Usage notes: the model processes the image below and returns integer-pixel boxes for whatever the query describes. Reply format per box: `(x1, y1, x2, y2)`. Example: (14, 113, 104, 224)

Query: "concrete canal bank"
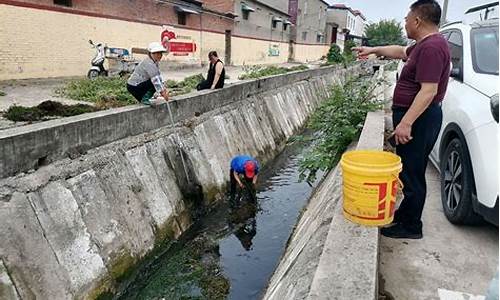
(0, 63, 371, 299)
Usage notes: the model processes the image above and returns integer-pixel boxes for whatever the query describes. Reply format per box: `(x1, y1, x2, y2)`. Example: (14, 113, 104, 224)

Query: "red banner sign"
(169, 42, 196, 53)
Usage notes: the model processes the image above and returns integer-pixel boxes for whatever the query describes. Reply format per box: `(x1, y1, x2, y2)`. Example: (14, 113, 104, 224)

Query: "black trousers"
(392, 103, 443, 233)
(196, 80, 211, 91)
(229, 169, 253, 199)
(127, 81, 155, 102)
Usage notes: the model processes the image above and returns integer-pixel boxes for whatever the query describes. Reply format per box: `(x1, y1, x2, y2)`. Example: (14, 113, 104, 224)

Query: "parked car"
(429, 7, 499, 225)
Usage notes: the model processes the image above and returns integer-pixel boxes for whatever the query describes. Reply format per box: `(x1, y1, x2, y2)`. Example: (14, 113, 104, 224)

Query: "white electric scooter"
(87, 40, 138, 79)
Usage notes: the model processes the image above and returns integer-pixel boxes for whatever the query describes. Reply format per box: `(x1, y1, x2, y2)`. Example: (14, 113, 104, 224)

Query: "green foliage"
(120, 236, 229, 300)
(327, 44, 344, 64)
(343, 40, 357, 64)
(0, 90, 6, 96)
(4, 100, 98, 122)
(55, 77, 136, 106)
(365, 19, 406, 46)
(299, 77, 383, 182)
(238, 65, 308, 80)
(56, 74, 206, 106)
(166, 73, 205, 96)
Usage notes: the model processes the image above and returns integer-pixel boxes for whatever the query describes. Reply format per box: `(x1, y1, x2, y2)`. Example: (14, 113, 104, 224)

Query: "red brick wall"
(2, 0, 233, 33)
(203, 0, 234, 14)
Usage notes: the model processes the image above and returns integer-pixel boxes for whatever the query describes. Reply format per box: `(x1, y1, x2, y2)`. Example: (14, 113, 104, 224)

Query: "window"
(317, 34, 322, 43)
(302, 31, 307, 41)
(178, 12, 186, 25)
(447, 31, 463, 80)
(54, 0, 72, 6)
(304, 2, 308, 15)
(471, 26, 499, 75)
(283, 24, 288, 31)
(272, 20, 277, 29)
(242, 10, 250, 20)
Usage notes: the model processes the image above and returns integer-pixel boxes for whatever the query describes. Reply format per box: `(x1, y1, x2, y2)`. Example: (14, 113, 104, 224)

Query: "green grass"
(238, 65, 309, 80)
(166, 73, 204, 96)
(55, 77, 136, 107)
(3, 100, 98, 122)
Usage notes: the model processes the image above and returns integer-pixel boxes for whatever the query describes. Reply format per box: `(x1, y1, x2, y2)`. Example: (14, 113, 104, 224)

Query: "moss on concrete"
(118, 235, 229, 300)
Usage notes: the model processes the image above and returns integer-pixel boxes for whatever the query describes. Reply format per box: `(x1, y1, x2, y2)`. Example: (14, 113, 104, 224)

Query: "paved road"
(379, 165, 499, 300)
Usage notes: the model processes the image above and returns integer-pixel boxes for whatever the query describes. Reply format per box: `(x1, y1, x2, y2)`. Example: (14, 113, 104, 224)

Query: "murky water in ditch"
(119, 134, 322, 300)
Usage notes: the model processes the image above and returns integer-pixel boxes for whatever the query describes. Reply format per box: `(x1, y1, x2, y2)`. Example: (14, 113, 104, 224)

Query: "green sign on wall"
(268, 44, 280, 56)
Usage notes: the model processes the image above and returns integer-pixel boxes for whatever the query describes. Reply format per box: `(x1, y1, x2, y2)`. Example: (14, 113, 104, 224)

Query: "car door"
(430, 29, 472, 166)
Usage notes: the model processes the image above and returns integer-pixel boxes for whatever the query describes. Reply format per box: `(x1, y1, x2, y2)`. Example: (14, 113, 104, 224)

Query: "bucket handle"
(392, 173, 404, 190)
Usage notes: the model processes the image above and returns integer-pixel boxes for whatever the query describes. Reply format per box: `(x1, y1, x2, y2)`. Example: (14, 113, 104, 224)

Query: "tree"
(365, 19, 406, 46)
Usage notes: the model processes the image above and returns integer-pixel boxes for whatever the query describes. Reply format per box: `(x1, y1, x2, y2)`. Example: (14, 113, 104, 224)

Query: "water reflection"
(229, 201, 258, 251)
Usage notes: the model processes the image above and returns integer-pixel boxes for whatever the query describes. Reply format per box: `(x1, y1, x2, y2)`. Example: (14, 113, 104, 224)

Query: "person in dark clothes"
(197, 51, 225, 90)
(229, 155, 259, 203)
(354, 0, 451, 239)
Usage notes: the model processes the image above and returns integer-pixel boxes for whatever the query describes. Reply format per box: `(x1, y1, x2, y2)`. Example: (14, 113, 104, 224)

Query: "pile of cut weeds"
(3, 100, 98, 122)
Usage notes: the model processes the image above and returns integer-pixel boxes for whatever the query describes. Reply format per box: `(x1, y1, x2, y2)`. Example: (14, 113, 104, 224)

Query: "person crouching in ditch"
(229, 155, 259, 205)
(127, 42, 169, 105)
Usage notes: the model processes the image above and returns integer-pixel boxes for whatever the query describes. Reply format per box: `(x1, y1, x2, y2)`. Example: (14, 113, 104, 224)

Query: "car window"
(440, 31, 451, 40)
(471, 26, 499, 75)
(447, 31, 464, 79)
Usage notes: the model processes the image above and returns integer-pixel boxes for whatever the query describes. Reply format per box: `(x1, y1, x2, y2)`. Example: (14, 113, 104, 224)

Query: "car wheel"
(440, 138, 482, 224)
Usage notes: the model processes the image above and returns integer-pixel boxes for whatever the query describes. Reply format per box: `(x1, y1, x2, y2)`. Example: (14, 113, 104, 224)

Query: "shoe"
(380, 223, 423, 239)
(141, 98, 151, 105)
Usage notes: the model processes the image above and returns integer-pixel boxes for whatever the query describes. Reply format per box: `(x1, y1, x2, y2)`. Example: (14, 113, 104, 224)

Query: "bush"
(343, 40, 357, 64)
(299, 76, 383, 182)
(327, 44, 343, 64)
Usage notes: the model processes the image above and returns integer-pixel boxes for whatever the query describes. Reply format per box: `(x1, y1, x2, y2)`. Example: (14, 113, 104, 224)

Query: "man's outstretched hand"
(352, 46, 374, 59)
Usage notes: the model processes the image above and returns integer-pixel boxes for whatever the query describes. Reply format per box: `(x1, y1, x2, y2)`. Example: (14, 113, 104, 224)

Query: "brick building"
(0, 0, 337, 80)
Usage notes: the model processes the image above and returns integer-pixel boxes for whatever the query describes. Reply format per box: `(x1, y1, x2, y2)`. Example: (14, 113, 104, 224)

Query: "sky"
(325, 0, 494, 23)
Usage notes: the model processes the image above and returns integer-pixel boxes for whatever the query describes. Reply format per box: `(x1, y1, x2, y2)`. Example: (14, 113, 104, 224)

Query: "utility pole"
(441, 0, 449, 25)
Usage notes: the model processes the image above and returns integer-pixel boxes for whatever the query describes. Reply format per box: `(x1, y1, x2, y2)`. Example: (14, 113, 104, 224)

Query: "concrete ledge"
(262, 109, 385, 300)
(0, 64, 355, 179)
(307, 110, 384, 300)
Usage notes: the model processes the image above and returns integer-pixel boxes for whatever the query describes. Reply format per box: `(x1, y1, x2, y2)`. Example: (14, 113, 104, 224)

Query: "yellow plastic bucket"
(340, 150, 402, 226)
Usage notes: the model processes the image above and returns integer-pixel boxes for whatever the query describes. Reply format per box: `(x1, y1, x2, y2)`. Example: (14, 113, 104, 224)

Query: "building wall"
(295, 0, 328, 45)
(0, 0, 328, 80)
(353, 15, 366, 37)
(258, 0, 288, 14)
(327, 9, 347, 31)
(233, 0, 290, 42)
(0, 3, 226, 80)
(293, 44, 329, 62)
(204, 0, 235, 13)
(231, 37, 289, 65)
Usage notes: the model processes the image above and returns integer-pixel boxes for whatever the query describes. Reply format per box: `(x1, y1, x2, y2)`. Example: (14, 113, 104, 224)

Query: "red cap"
(244, 161, 256, 178)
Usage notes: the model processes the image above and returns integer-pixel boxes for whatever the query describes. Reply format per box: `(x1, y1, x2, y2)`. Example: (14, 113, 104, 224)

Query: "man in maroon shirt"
(354, 0, 451, 239)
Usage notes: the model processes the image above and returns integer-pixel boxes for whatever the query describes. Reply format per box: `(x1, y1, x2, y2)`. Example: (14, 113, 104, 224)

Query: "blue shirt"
(230, 155, 259, 174)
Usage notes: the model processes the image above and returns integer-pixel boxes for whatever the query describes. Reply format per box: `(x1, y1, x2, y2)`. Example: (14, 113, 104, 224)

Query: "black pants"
(392, 103, 443, 233)
(229, 169, 253, 200)
(196, 80, 211, 91)
(127, 81, 155, 102)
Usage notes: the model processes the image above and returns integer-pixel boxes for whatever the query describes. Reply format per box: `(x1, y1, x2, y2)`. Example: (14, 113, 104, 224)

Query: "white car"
(429, 15, 499, 225)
